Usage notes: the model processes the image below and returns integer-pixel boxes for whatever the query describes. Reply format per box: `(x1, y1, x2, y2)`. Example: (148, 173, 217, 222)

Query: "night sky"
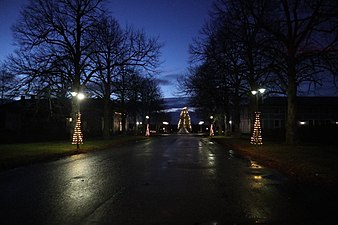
(0, 0, 213, 98)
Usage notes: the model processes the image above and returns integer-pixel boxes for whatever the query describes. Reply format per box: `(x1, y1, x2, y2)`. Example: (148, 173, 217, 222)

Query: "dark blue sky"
(0, 0, 213, 98)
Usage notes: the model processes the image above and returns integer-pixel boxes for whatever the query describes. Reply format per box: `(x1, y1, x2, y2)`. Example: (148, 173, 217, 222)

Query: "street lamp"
(71, 91, 85, 150)
(209, 115, 214, 137)
(136, 121, 142, 135)
(71, 91, 85, 100)
(250, 88, 265, 145)
(145, 115, 150, 137)
(251, 88, 266, 111)
(163, 121, 169, 133)
(198, 121, 204, 133)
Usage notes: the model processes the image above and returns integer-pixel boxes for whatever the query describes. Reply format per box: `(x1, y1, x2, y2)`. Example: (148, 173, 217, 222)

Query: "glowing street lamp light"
(77, 93, 85, 100)
(71, 92, 85, 100)
(258, 88, 266, 94)
(252, 88, 266, 95)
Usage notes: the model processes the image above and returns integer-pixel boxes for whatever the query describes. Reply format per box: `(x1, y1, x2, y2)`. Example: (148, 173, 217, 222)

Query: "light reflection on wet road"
(0, 135, 336, 224)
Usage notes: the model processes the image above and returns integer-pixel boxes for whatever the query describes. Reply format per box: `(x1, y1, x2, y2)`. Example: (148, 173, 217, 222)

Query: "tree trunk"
(134, 116, 138, 135)
(224, 114, 229, 136)
(102, 95, 111, 139)
(232, 96, 241, 137)
(121, 113, 127, 134)
(286, 65, 298, 145)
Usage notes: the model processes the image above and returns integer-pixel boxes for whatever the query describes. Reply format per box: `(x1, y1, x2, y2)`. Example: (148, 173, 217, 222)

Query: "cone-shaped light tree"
(177, 107, 192, 133)
(72, 112, 83, 150)
(251, 112, 263, 145)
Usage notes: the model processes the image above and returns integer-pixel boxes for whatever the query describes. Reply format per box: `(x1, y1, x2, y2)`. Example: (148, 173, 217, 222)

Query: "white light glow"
(77, 93, 85, 100)
(258, 88, 266, 94)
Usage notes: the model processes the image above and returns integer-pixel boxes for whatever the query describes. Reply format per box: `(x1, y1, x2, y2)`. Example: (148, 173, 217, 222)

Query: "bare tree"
(11, 0, 106, 125)
(0, 63, 16, 101)
(88, 16, 124, 138)
(187, 0, 272, 135)
(249, 0, 338, 144)
(89, 18, 163, 137)
(187, 0, 338, 143)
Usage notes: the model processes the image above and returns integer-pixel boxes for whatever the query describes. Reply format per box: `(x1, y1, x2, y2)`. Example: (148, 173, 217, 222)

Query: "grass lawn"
(213, 136, 338, 186)
(0, 136, 147, 170)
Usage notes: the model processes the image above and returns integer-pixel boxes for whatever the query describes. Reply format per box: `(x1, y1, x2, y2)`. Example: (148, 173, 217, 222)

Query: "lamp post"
(71, 92, 85, 150)
(162, 121, 169, 133)
(136, 121, 142, 135)
(250, 88, 265, 145)
(251, 88, 266, 111)
(198, 121, 204, 133)
(209, 115, 214, 137)
(145, 115, 150, 137)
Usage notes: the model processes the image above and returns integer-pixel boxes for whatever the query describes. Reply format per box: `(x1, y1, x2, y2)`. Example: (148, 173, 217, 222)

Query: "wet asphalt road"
(0, 135, 337, 225)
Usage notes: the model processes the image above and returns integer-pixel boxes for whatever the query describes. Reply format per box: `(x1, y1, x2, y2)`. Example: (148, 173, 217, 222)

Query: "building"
(0, 96, 126, 143)
(241, 96, 338, 142)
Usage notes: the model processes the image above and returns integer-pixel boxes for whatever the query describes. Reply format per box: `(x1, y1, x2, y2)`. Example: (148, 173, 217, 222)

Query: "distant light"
(136, 122, 140, 125)
(71, 91, 85, 100)
(258, 88, 266, 94)
(210, 116, 213, 120)
(299, 121, 306, 125)
(251, 90, 257, 95)
(229, 120, 232, 124)
(146, 115, 149, 119)
(77, 93, 85, 100)
(253, 175, 263, 180)
(198, 121, 204, 125)
(163, 121, 169, 125)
